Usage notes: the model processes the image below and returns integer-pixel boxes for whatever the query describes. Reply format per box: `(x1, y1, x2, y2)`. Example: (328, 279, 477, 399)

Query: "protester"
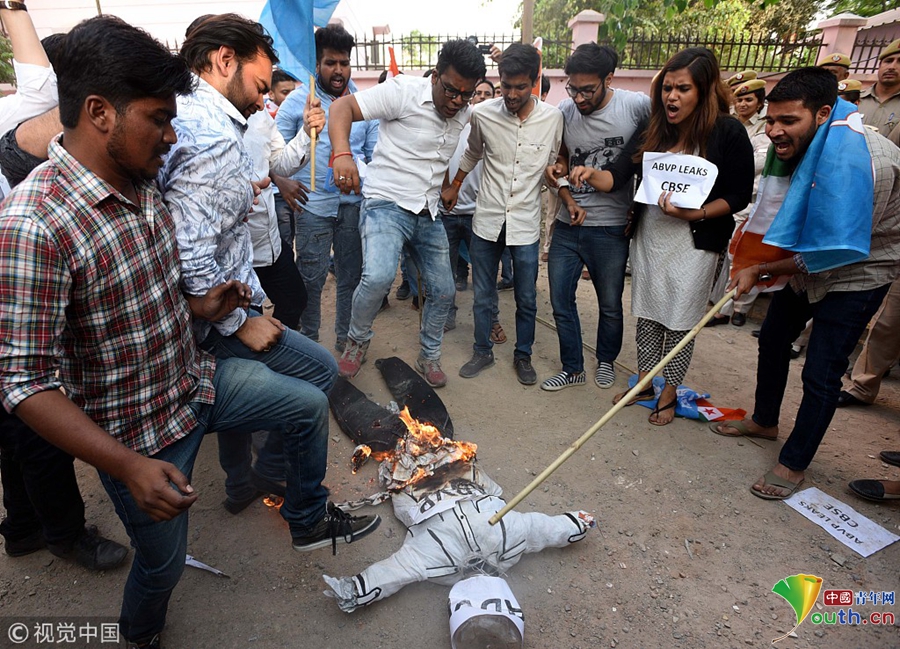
(329, 39, 486, 387)
(266, 68, 297, 115)
(570, 47, 753, 424)
(0, 16, 379, 648)
(541, 43, 650, 392)
(160, 14, 340, 514)
(440, 77, 492, 332)
(277, 24, 378, 351)
(445, 43, 563, 385)
(710, 67, 900, 500)
(838, 279, 900, 407)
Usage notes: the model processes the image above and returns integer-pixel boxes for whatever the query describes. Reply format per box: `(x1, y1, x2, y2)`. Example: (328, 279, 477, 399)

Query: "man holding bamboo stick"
(711, 67, 900, 501)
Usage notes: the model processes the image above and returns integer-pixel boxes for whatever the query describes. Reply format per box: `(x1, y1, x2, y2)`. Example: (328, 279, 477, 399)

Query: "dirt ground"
(1, 262, 898, 649)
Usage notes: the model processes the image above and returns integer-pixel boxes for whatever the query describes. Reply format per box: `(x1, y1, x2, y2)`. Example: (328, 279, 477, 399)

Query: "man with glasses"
(541, 44, 649, 392)
(328, 40, 486, 387)
(443, 43, 563, 385)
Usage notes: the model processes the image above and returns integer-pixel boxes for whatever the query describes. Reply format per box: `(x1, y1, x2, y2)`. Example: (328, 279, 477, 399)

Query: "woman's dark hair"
(315, 23, 355, 61)
(639, 47, 731, 161)
(767, 67, 838, 114)
(56, 16, 193, 128)
(564, 43, 618, 79)
(497, 43, 541, 83)
(181, 13, 278, 74)
(435, 39, 486, 82)
(749, 88, 766, 113)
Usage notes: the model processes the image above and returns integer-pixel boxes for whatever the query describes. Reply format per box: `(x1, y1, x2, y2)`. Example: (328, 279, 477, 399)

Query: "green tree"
(0, 35, 13, 84)
(824, 0, 893, 17)
(401, 29, 441, 68)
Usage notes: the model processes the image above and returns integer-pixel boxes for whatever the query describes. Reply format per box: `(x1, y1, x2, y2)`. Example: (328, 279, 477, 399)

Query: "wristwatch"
(758, 262, 773, 282)
(0, 2, 28, 11)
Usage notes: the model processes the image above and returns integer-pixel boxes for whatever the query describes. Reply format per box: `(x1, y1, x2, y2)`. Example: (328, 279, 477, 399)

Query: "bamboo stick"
(309, 74, 316, 192)
(489, 287, 738, 525)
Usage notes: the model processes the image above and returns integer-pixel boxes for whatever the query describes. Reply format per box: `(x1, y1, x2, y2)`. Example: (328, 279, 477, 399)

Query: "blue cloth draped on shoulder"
(259, 0, 341, 80)
(761, 97, 874, 273)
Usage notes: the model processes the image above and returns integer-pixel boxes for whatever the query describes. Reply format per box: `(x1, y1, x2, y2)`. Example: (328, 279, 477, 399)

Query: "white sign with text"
(634, 152, 719, 209)
(784, 487, 900, 557)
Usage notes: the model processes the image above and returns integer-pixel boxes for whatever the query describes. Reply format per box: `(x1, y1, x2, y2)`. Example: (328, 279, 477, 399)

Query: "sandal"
(612, 386, 655, 407)
(490, 322, 507, 344)
(709, 420, 777, 441)
(751, 471, 804, 501)
(649, 399, 677, 426)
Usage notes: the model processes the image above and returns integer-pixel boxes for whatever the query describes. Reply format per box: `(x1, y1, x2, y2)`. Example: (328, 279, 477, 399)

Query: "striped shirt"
(0, 138, 216, 456)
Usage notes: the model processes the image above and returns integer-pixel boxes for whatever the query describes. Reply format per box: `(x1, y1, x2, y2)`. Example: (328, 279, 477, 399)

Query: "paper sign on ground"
(783, 487, 899, 557)
(634, 152, 718, 209)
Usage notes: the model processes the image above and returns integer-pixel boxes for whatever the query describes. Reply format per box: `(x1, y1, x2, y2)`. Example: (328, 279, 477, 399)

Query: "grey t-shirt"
(558, 89, 650, 227)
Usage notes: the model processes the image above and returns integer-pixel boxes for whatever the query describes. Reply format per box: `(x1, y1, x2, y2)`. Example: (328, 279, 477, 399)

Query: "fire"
(373, 407, 477, 491)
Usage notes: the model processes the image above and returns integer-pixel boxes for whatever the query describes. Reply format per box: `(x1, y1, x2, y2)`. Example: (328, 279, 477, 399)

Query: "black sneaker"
(395, 280, 411, 300)
(47, 525, 128, 571)
(4, 530, 45, 557)
(514, 357, 537, 385)
(497, 280, 514, 291)
(292, 503, 381, 555)
(459, 351, 494, 378)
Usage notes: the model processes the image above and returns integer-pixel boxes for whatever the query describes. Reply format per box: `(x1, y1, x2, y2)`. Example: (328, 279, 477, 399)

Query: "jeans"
(274, 194, 296, 253)
(753, 283, 890, 471)
(500, 248, 514, 284)
(442, 212, 473, 317)
(295, 204, 363, 342)
(0, 411, 85, 547)
(254, 242, 307, 330)
(200, 315, 337, 500)
(99, 356, 329, 641)
(349, 199, 455, 360)
(548, 221, 629, 373)
(471, 226, 539, 359)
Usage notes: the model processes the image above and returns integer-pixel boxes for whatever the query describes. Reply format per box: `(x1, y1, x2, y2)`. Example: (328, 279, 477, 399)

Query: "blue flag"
(762, 98, 874, 273)
(259, 0, 341, 80)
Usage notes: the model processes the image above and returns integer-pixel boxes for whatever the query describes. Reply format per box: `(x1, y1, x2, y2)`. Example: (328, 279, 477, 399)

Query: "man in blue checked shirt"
(277, 24, 378, 352)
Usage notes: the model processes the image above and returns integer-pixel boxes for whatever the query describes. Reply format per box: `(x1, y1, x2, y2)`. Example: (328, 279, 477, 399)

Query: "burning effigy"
(324, 359, 595, 614)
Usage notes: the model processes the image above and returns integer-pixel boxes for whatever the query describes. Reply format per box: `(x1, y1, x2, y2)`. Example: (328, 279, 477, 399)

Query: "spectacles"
(438, 77, 475, 102)
(565, 82, 603, 99)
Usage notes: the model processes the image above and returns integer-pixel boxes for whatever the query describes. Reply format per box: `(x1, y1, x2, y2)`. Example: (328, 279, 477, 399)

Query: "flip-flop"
(490, 322, 507, 344)
(709, 420, 777, 441)
(750, 471, 804, 500)
(649, 399, 677, 426)
(612, 386, 655, 407)
(849, 480, 900, 502)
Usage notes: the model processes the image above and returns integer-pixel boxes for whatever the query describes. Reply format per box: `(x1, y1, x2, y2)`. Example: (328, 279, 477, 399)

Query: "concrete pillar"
(567, 10, 606, 50)
(816, 13, 868, 65)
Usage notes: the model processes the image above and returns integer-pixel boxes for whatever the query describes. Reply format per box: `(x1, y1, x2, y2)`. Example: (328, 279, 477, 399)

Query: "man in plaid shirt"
(0, 17, 377, 649)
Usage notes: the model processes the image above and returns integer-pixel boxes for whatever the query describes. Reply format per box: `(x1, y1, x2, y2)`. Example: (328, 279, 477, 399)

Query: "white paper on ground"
(634, 152, 718, 209)
(783, 487, 900, 558)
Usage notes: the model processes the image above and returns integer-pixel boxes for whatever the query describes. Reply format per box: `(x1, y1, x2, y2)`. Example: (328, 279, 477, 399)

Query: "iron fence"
(851, 36, 894, 74)
(348, 28, 823, 73)
(350, 32, 573, 72)
(618, 30, 823, 72)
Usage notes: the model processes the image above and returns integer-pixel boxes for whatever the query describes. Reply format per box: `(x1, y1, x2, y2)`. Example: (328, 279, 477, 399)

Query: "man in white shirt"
(443, 43, 563, 385)
(329, 40, 486, 388)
